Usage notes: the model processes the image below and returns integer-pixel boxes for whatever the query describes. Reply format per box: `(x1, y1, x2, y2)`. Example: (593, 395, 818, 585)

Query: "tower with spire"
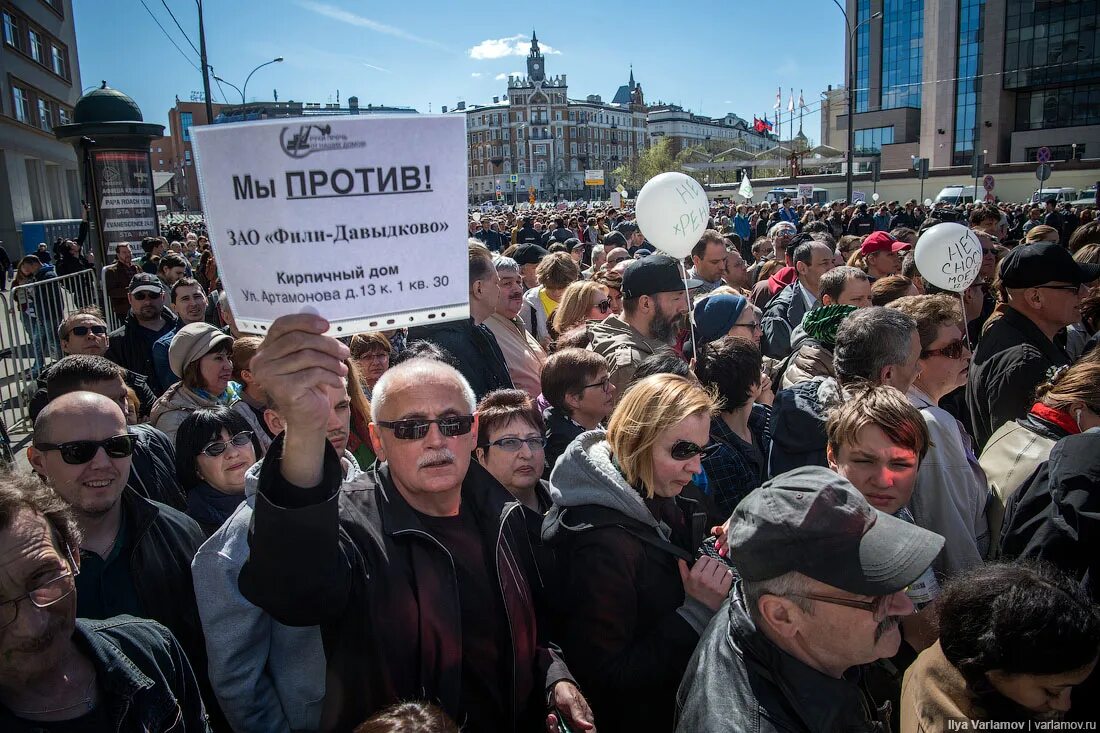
(527, 30, 545, 82)
(612, 65, 641, 106)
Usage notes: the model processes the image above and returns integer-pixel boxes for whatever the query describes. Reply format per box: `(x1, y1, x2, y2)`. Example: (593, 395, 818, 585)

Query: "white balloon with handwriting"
(635, 172, 710, 259)
(914, 222, 983, 292)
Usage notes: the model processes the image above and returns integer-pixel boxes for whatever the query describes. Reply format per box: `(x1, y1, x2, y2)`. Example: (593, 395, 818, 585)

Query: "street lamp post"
(833, 0, 882, 203)
(215, 58, 284, 106)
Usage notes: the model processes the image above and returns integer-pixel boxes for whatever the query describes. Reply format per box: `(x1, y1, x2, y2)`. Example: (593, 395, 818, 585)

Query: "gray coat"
(191, 452, 361, 733)
(761, 280, 814, 359)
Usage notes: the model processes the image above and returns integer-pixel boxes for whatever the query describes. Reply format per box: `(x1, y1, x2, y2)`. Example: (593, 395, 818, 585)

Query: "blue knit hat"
(694, 293, 748, 345)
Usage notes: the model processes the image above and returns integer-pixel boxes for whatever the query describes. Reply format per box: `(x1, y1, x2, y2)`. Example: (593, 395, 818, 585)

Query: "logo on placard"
(279, 124, 367, 159)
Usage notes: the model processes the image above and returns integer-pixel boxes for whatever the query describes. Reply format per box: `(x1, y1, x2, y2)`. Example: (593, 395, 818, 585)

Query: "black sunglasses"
(131, 290, 163, 301)
(34, 434, 135, 465)
(921, 338, 969, 360)
(201, 431, 254, 458)
(375, 415, 475, 440)
(67, 325, 108, 337)
(670, 440, 720, 461)
(594, 299, 612, 313)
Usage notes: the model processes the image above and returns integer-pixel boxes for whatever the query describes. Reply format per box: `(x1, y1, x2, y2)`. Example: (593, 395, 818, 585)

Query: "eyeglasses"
(593, 299, 612, 314)
(131, 290, 163, 301)
(733, 320, 762, 332)
(375, 415, 475, 440)
(34, 434, 135, 465)
(483, 436, 547, 452)
(607, 256, 629, 265)
(583, 377, 614, 393)
(201, 431, 254, 458)
(670, 440, 720, 461)
(1036, 284, 1083, 294)
(66, 325, 108, 338)
(0, 545, 79, 630)
(921, 339, 969, 360)
(783, 591, 891, 622)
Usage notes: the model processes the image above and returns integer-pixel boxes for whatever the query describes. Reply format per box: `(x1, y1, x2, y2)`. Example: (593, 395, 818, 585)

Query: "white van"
(1031, 187, 1079, 204)
(935, 185, 983, 206)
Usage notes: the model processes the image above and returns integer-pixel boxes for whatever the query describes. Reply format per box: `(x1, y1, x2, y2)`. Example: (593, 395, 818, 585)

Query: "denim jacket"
(0, 616, 210, 732)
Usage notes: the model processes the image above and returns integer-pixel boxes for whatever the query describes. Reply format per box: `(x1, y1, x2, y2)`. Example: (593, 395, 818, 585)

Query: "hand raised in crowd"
(251, 314, 349, 430)
(678, 556, 734, 611)
(546, 680, 596, 732)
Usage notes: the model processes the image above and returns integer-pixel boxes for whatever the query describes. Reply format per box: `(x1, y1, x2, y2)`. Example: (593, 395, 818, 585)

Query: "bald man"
(28, 392, 219, 725)
(238, 314, 594, 732)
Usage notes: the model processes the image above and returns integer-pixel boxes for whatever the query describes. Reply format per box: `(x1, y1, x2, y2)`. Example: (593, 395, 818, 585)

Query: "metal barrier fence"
(0, 268, 105, 435)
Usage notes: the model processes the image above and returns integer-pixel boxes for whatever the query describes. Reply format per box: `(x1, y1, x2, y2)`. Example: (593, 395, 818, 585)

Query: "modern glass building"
(839, 0, 1100, 167)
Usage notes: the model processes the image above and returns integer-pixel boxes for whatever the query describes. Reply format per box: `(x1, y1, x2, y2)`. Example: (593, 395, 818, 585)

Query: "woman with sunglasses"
(150, 322, 239, 444)
(543, 374, 732, 732)
(175, 407, 261, 536)
(888, 295, 990, 577)
(548, 280, 612, 346)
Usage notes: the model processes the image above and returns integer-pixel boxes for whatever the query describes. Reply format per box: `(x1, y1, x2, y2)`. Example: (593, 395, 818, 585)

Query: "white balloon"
(634, 172, 710, 258)
(914, 222, 983, 292)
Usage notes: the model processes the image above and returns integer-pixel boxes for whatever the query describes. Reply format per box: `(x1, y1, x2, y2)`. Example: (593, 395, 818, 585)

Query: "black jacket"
(761, 280, 813, 359)
(847, 213, 876, 236)
(767, 376, 838, 478)
(966, 307, 1069, 450)
(407, 318, 513, 399)
(128, 423, 186, 510)
(105, 308, 180, 396)
(77, 491, 215, 726)
(0, 617, 211, 732)
(474, 228, 505, 251)
(516, 226, 542, 244)
(676, 584, 891, 732)
(999, 431, 1100, 601)
(238, 436, 572, 732)
(543, 406, 584, 478)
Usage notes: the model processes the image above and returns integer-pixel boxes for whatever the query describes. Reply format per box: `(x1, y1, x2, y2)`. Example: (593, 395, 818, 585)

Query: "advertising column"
(90, 150, 159, 260)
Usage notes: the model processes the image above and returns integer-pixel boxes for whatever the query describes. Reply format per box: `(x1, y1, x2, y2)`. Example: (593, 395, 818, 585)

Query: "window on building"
(181, 112, 194, 142)
(571, 142, 577, 155)
(1024, 145, 1085, 162)
(57, 107, 69, 125)
(2, 12, 17, 48)
(184, 150, 192, 165)
(28, 29, 42, 62)
(37, 98, 52, 131)
(537, 160, 547, 172)
(159, 159, 164, 165)
(881, 0, 923, 109)
(11, 86, 29, 123)
(952, 0, 986, 166)
(1016, 84, 1100, 132)
(1005, 0, 1100, 89)
(854, 126, 895, 152)
(51, 43, 66, 78)
(855, 0, 872, 112)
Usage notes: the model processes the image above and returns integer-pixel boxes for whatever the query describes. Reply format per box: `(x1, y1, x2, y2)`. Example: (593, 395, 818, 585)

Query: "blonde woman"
(549, 280, 612, 342)
(543, 374, 733, 732)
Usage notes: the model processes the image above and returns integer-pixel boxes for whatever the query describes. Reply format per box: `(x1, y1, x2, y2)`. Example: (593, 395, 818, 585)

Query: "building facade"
(647, 105, 774, 156)
(841, 0, 1100, 169)
(452, 32, 649, 202)
(0, 0, 82, 256)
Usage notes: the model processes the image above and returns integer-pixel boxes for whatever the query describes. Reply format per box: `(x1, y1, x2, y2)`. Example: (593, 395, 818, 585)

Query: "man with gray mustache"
(238, 314, 594, 733)
(676, 466, 944, 733)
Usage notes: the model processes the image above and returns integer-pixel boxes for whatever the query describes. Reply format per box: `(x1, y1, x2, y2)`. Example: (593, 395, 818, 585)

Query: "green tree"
(612, 137, 682, 192)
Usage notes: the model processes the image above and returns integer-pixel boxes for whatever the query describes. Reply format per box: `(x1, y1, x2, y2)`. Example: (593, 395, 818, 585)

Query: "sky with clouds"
(75, 0, 844, 142)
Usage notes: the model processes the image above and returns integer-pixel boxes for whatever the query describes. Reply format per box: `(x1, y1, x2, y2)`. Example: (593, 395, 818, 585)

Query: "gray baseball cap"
(727, 466, 944, 596)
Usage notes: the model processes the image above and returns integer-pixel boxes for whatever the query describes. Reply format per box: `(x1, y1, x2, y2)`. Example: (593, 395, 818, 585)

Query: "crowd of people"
(2, 192, 1100, 732)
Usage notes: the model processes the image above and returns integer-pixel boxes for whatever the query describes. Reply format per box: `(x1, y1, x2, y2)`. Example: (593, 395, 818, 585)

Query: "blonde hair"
(551, 280, 606, 336)
(607, 374, 717, 497)
(1024, 225, 1059, 244)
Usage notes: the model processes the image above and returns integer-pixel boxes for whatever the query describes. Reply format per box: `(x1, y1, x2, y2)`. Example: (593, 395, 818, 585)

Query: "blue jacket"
(152, 327, 179, 394)
(0, 616, 210, 731)
(732, 214, 752, 242)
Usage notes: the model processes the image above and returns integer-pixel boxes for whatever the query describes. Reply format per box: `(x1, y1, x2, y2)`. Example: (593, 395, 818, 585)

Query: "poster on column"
(190, 115, 469, 336)
(91, 150, 159, 256)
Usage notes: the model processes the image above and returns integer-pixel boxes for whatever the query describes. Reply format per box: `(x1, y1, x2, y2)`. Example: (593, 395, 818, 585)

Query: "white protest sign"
(914, 222, 983, 292)
(191, 115, 468, 335)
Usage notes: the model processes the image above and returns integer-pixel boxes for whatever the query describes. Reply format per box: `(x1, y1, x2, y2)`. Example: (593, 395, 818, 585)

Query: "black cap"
(999, 241, 1100, 289)
(512, 244, 550, 267)
(128, 272, 164, 295)
(620, 254, 702, 298)
(617, 222, 639, 236)
(727, 467, 944, 596)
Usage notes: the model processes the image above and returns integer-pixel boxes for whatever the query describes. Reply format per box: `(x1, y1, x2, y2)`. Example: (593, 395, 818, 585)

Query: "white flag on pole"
(788, 89, 795, 114)
(799, 89, 806, 109)
(739, 172, 754, 200)
(774, 87, 781, 110)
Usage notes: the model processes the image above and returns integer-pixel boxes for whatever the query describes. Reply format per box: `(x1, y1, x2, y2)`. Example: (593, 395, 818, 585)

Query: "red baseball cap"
(860, 231, 908, 256)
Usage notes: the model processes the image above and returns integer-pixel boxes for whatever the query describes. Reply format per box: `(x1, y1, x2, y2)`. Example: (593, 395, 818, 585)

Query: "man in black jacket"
(677, 467, 943, 732)
(0, 473, 210, 731)
(239, 314, 593, 732)
(27, 392, 217, 725)
(967, 243, 1099, 448)
(104, 273, 179, 395)
(34, 355, 184, 510)
(407, 243, 513, 399)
